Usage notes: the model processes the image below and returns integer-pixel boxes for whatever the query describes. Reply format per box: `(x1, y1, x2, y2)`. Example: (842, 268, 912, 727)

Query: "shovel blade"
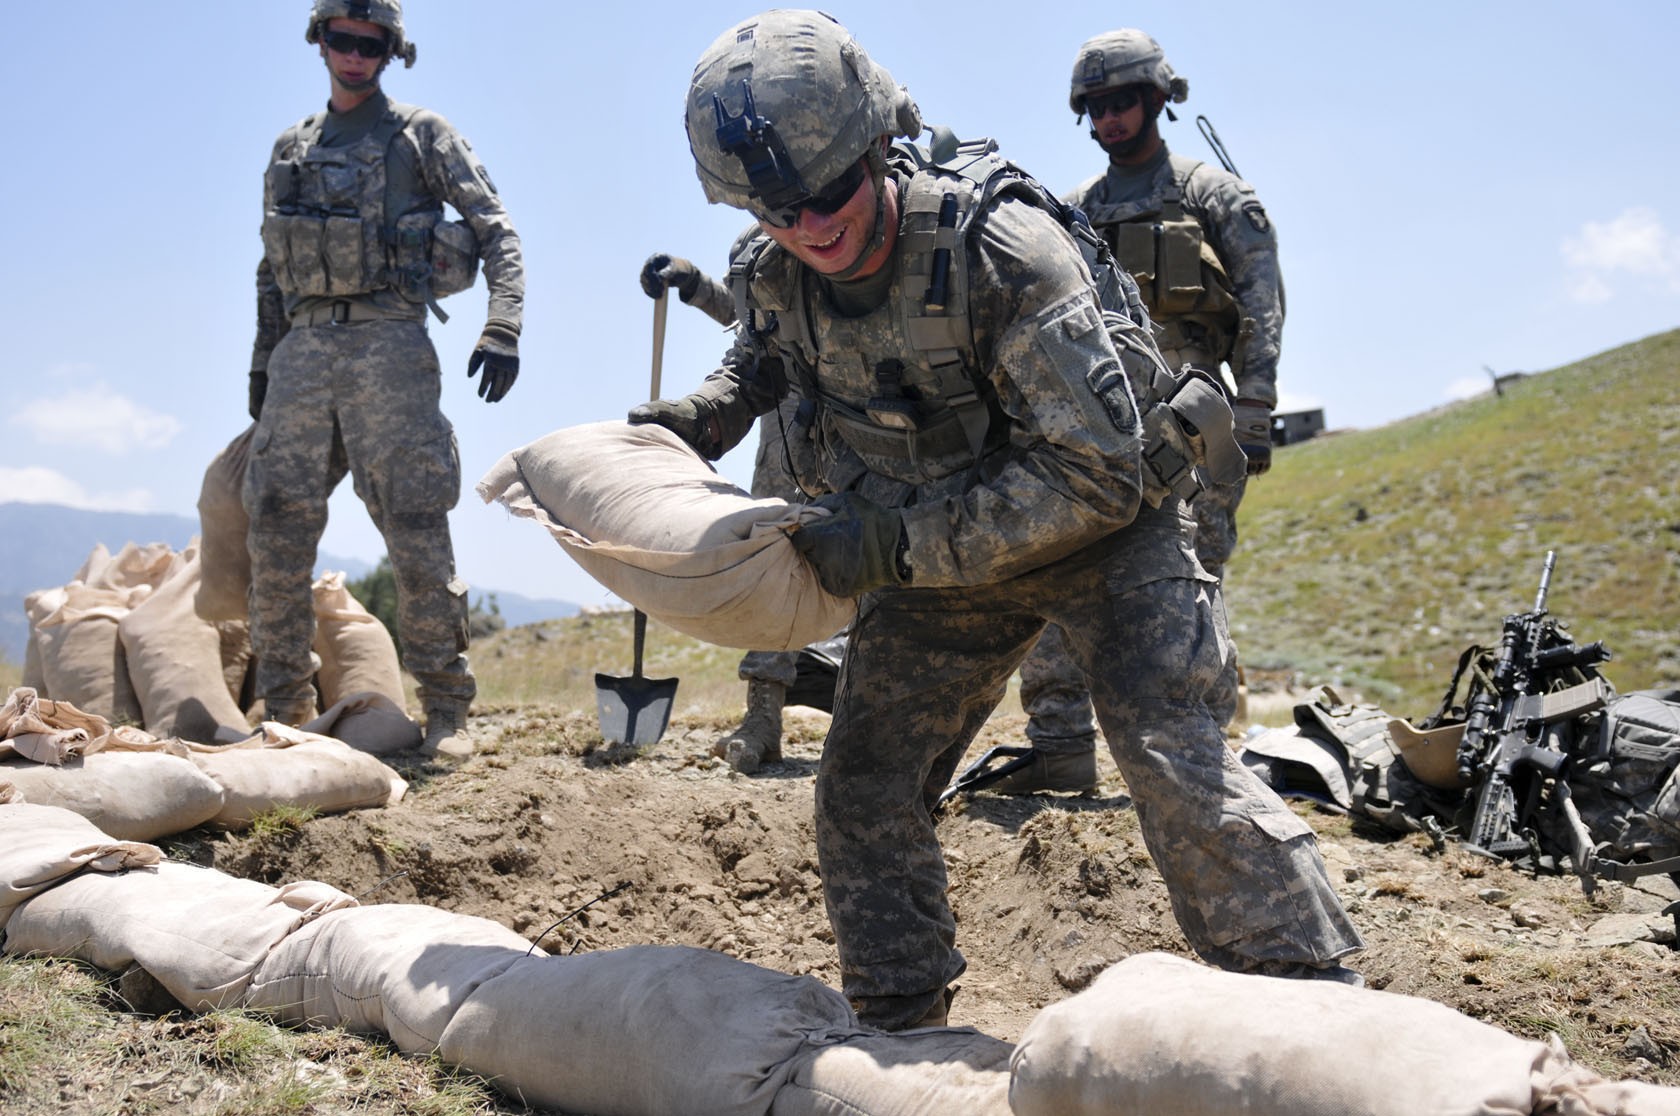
(593, 672, 680, 747)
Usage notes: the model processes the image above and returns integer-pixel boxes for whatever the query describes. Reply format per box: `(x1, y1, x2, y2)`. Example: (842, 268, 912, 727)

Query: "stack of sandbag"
(1008, 951, 1680, 1116)
(24, 528, 414, 748)
(0, 689, 407, 837)
(21, 540, 182, 723)
(478, 419, 855, 651)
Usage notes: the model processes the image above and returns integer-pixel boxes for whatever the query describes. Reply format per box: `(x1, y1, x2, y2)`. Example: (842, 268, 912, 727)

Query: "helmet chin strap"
(828, 143, 893, 283)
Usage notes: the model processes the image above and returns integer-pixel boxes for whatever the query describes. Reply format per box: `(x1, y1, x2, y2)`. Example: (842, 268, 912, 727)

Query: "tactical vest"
(261, 100, 478, 317)
(1080, 157, 1244, 371)
(731, 138, 1244, 506)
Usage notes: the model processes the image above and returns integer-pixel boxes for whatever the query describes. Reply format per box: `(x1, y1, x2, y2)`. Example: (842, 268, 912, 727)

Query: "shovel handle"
(650, 291, 668, 402)
(632, 609, 648, 677)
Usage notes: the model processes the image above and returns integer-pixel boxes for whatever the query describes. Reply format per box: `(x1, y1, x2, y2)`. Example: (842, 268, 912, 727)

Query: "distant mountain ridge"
(0, 502, 578, 664)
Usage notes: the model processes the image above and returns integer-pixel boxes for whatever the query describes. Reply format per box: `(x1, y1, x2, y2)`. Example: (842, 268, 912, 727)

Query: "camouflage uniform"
(684, 150, 1355, 1030)
(245, 87, 523, 723)
(1020, 68, 1285, 749)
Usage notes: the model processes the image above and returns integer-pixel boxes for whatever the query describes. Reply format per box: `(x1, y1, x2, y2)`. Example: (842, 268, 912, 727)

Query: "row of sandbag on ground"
(6, 801, 1676, 1116)
(0, 688, 407, 838)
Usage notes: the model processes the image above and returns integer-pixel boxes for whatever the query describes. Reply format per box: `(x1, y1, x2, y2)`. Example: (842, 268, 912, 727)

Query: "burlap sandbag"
(1008, 951, 1680, 1116)
(0, 802, 163, 931)
(82, 540, 183, 592)
(21, 625, 45, 692)
(195, 424, 256, 622)
(191, 726, 406, 828)
(28, 583, 143, 723)
(311, 572, 406, 709)
(301, 692, 421, 756)
(247, 904, 540, 1053)
(477, 420, 855, 651)
(1, 753, 225, 842)
(772, 1028, 1016, 1116)
(4, 858, 356, 1011)
(439, 944, 858, 1115)
(119, 547, 250, 743)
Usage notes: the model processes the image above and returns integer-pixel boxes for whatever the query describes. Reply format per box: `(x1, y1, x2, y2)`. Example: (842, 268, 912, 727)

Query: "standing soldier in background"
(995, 28, 1283, 794)
(634, 9, 1359, 1031)
(640, 249, 846, 774)
(245, 0, 524, 758)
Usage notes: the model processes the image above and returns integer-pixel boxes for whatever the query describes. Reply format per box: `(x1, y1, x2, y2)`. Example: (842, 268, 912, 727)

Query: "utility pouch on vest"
(429, 219, 479, 299)
(389, 211, 436, 303)
(321, 215, 366, 294)
(281, 214, 331, 298)
(1109, 224, 1156, 289)
(1155, 220, 1208, 315)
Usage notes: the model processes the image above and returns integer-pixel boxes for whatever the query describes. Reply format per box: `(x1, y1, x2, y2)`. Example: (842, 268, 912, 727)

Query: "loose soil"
(169, 676, 1680, 1098)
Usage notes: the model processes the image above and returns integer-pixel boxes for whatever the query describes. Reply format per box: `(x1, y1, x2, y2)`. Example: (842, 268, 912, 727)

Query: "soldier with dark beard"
(996, 29, 1286, 794)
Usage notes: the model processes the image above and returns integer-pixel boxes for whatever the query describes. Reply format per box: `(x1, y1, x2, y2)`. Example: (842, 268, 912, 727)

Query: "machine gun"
(1454, 551, 1616, 890)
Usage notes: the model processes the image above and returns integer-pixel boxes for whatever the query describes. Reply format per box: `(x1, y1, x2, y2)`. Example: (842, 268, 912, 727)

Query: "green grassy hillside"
(1225, 327, 1680, 715)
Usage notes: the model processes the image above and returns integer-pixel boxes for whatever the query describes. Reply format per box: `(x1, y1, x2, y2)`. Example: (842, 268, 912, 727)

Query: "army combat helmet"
(686, 10, 921, 274)
(1068, 29, 1186, 119)
(306, 0, 417, 69)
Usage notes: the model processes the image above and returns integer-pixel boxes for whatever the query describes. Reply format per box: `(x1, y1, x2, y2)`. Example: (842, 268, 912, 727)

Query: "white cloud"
(16, 384, 182, 453)
(1561, 207, 1680, 302)
(1443, 376, 1487, 402)
(0, 466, 156, 512)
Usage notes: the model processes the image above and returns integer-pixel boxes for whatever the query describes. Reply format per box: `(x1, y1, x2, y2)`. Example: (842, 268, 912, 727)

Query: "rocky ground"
(169, 679, 1680, 1095)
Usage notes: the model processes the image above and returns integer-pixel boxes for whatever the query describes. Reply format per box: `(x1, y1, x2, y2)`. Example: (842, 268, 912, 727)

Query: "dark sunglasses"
(751, 158, 869, 229)
(1085, 87, 1146, 119)
(322, 29, 390, 60)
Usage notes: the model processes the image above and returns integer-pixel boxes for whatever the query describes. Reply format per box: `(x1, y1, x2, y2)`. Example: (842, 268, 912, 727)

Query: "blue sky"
(4, 3, 1676, 609)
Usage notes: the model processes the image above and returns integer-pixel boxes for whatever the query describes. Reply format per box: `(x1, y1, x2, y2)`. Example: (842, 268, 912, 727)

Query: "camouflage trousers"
(819, 505, 1360, 1030)
(243, 318, 474, 715)
(1022, 473, 1248, 741)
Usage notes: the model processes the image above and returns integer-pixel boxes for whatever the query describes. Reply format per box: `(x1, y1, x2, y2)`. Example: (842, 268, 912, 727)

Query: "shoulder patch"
(1241, 200, 1270, 233)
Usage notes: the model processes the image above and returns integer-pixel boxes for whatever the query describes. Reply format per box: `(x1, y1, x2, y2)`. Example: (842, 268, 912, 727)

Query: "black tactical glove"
(627, 395, 724, 460)
(467, 322, 520, 403)
(248, 369, 269, 422)
(639, 253, 702, 303)
(1232, 400, 1273, 476)
(791, 493, 910, 598)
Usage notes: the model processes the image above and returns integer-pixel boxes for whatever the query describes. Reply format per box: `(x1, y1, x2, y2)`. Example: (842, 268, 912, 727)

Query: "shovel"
(593, 291, 679, 746)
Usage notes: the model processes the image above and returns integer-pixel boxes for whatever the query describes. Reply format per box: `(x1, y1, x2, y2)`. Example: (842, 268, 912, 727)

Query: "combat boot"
(421, 700, 473, 760)
(711, 680, 786, 774)
(262, 695, 317, 728)
(986, 747, 1098, 795)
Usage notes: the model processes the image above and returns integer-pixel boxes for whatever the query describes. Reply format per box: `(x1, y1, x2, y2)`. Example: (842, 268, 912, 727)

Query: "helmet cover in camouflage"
(1068, 29, 1187, 115)
(306, 0, 417, 69)
(686, 9, 922, 224)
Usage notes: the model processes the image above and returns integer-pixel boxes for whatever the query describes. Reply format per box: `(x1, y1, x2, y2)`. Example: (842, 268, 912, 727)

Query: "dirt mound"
(183, 702, 1680, 1083)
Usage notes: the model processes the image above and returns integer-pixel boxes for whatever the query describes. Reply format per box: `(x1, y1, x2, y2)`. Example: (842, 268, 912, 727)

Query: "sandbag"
(82, 541, 183, 592)
(772, 1028, 1015, 1116)
(302, 692, 421, 756)
(1007, 951, 1680, 1116)
(28, 583, 142, 723)
(118, 546, 250, 742)
(247, 903, 540, 1053)
(311, 572, 406, 709)
(1, 752, 226, 842)
(195, 424, 256, 622)
(438, 944, 858, 1115)
(478, 420, 855, 651)
(21, 623, 45, 692)
(190, 726, 406, 828)
(0, 802, 162, 931)
(4, 859, 356, 1011)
